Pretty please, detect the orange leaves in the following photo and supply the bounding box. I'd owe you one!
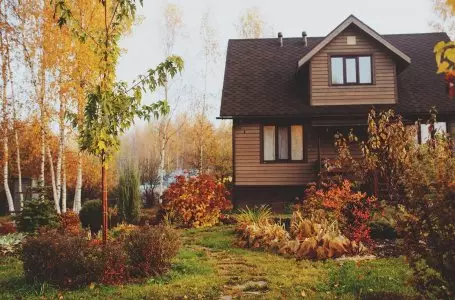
[162,174,232,228]
[302,180,376,244]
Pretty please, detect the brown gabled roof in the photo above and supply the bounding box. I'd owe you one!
[220,31,452,119]
[298,15,411,68]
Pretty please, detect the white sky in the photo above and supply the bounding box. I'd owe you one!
[116,0,439,125]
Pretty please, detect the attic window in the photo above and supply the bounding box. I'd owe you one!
[330,55,373,85]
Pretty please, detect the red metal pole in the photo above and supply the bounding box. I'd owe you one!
[102,157,108,244]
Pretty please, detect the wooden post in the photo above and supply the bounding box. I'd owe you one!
[101,155,108,244]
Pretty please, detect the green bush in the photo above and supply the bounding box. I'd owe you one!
[79,200,102,233]
[118,164,141,224]
[125,225,180,277]
[14,199,59,233]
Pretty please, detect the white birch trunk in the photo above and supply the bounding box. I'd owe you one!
[5,33,23,210]
[14,130,23,209]
[62,150,67,213]
[55,95,65,207]
[1,34,14,213]
[47,147,60,213]
[39,63,46,188]
[73,151,82,212]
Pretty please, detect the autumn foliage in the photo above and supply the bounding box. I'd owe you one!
[22,225,180,287]
[162,175,232,227]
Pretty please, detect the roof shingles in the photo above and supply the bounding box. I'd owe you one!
[220,32,453,118]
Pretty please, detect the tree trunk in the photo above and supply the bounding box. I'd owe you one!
[158,134,166,203]
[5,32,23,210]
[47,147,61,213]
[1,34,14,213]
[73,90,84,213]
[73,151,82,212]
[39,61,46,188]
[56,93,65,208]
[14,130,23,209]
[101,154,108,244]
[62,151,67,213]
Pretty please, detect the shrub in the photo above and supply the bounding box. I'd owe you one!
[0,220,16,235]
[236,210,368,260]
[100,241,129,285]
[22,230,103,288]
[59,211,81,235]
[138,207,162,226]
[331,109,455,297]
[117,164,141,224]
[79,200,102,233]
[124,225,180,277]
[289,211,368,260]
[14,199,59,233]
[110,223,138,240]
[236,205,272,226]
[398,135,455,297]
[301,180,377,244]
[162,175,232,228]
[0,233,26,256]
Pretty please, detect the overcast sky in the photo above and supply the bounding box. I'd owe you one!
[116,0,439,125]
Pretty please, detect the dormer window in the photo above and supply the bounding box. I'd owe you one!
[330,55,373,85]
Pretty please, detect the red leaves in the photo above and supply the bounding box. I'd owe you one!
[162,174,232,227]
[59,211,81,235]
[0,220,16,235]
[303,180,376,244]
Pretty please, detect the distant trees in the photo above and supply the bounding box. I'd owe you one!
[236,7,265,39]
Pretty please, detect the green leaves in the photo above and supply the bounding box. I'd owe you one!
[80,56,184,163]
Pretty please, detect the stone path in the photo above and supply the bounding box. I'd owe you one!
[197,246,269,299]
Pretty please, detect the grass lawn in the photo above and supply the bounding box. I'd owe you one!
[0,225,418,299]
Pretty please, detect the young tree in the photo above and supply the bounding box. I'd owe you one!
[54,0,183,243]
[156,2,184,201]
[197,9,219,174]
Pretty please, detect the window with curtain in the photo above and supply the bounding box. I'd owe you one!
[263,126,275,161]
[330,55,372,85]
[263,125,304,162]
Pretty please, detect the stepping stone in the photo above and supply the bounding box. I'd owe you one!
[232,280,268,292]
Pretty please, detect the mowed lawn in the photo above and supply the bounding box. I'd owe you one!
[0,225,418,299]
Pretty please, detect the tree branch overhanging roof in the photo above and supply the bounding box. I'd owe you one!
[297,14,412,68]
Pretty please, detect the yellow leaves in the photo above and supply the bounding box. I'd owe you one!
[434,41,455,73]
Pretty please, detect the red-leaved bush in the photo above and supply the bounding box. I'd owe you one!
[125,225,180,277]
[301,180,376,244]
[22,225,180,288]
[0,220,16,235]
[59,211,81,235]
[162,175,232,227]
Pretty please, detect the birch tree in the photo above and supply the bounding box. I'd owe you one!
[197,9,219,174]
[0,32,15,213]
[157,2,184,201]
[236,7,265,39]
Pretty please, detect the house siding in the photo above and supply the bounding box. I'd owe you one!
[310,25,397,106]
